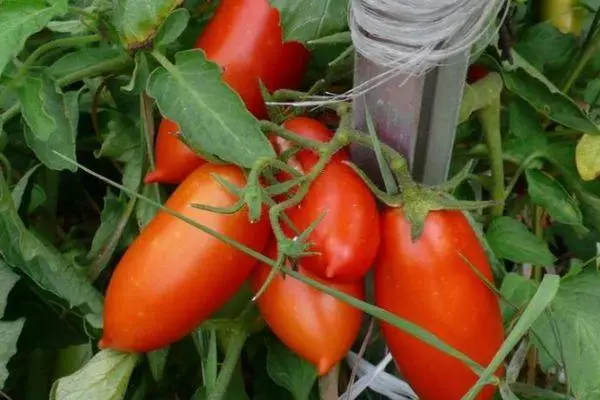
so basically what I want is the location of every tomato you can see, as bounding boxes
[146,0,311,185]
[374,208,505,400]
[273,117,380,283]
[100,163,271,352]
[250,242,364,376]
[144,118,205,184]
[467,65,489,84]
[540,0,583,36]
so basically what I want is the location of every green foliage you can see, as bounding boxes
[1,0,600,399]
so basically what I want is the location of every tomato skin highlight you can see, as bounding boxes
[250,242,365,376]
[275,117,380,283]
[144,118,205,184]
[146,0,311,184]
[374,208,505,400]
[100,163,271,352]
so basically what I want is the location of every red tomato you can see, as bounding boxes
[144,118,205,184]
[146,0,311,184]
[374,208,505,400]
[274,117,380,283]
[467,65,489,84]
[250,242,364,376]
[100,163,271,352]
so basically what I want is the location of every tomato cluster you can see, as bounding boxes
[100,1,506,398]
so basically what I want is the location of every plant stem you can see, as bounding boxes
[319,364,339,400]
[504,152,542,199]
[0,54,132,124]
[527,205,545,384]
[562,29,600,93]
[478,97,505,217]
[207,329,247,400]
[23,34,101,68]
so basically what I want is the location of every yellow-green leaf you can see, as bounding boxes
[576,133,600,181]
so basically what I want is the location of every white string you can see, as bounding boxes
[266,0,508,108]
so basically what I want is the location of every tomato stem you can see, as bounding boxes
[206,329,248,400]
[23,34,102,69]
[319,364,339,400]
[478,96,505,218]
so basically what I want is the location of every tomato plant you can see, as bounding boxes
[374,208,505,400]
[3,1,600,400]
[146,0,311,185]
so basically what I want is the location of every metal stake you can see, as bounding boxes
[351,51,470,186]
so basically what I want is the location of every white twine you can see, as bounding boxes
[267,0,508,107]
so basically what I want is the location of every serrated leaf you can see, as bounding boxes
[0,0,68,76]
[50,47,124,80]
[502,51,599,134]
[575,133,600,181]
[0,319,25,389]
[154,7,190,47]
[486,216,555,266]
[266,335,317,400]
[147,50,274,167]
[50,350,140,400]
[532,270,600,399]
[113,0,183,47]
[269,0,348,44]
[0,174,104,329]
[18,70,79,171]
[526,168,584,227]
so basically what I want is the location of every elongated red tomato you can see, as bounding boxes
[144,118,205,184]
[275,117,380,283]
[250,242,364,376]
[100,163,271,352]
[374,208,505,400]
[145,0,311,184]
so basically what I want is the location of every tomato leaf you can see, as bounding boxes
[11,163,42,209]
[122,52,155,94]
[0,0,68,76]
[147,50,275,168]
[486,216,556,267]
[501,51,599,134]
[268,0,348,44]
[17,70,79,172]
[147,348,168,382]
[500,273,538,323]
[508,98,544,139]
[532,270,600,399]
[154,7,190,47]
[513,23,576,74]
[575,133,600,181]
[50,47,125,80]
[266,335,317,400]
[0,261,24,388]
[50,349,140,400]
[525,168,584,227]
[0,174,104,329]
[113,0,183,48]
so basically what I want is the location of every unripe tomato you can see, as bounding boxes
[146,0,311,184]
[274,117,380,283]
[374,208,505,400]
[540,0,583,36]
[250,242,364,376]
[144,118,205,184]
[100,163,271,352]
